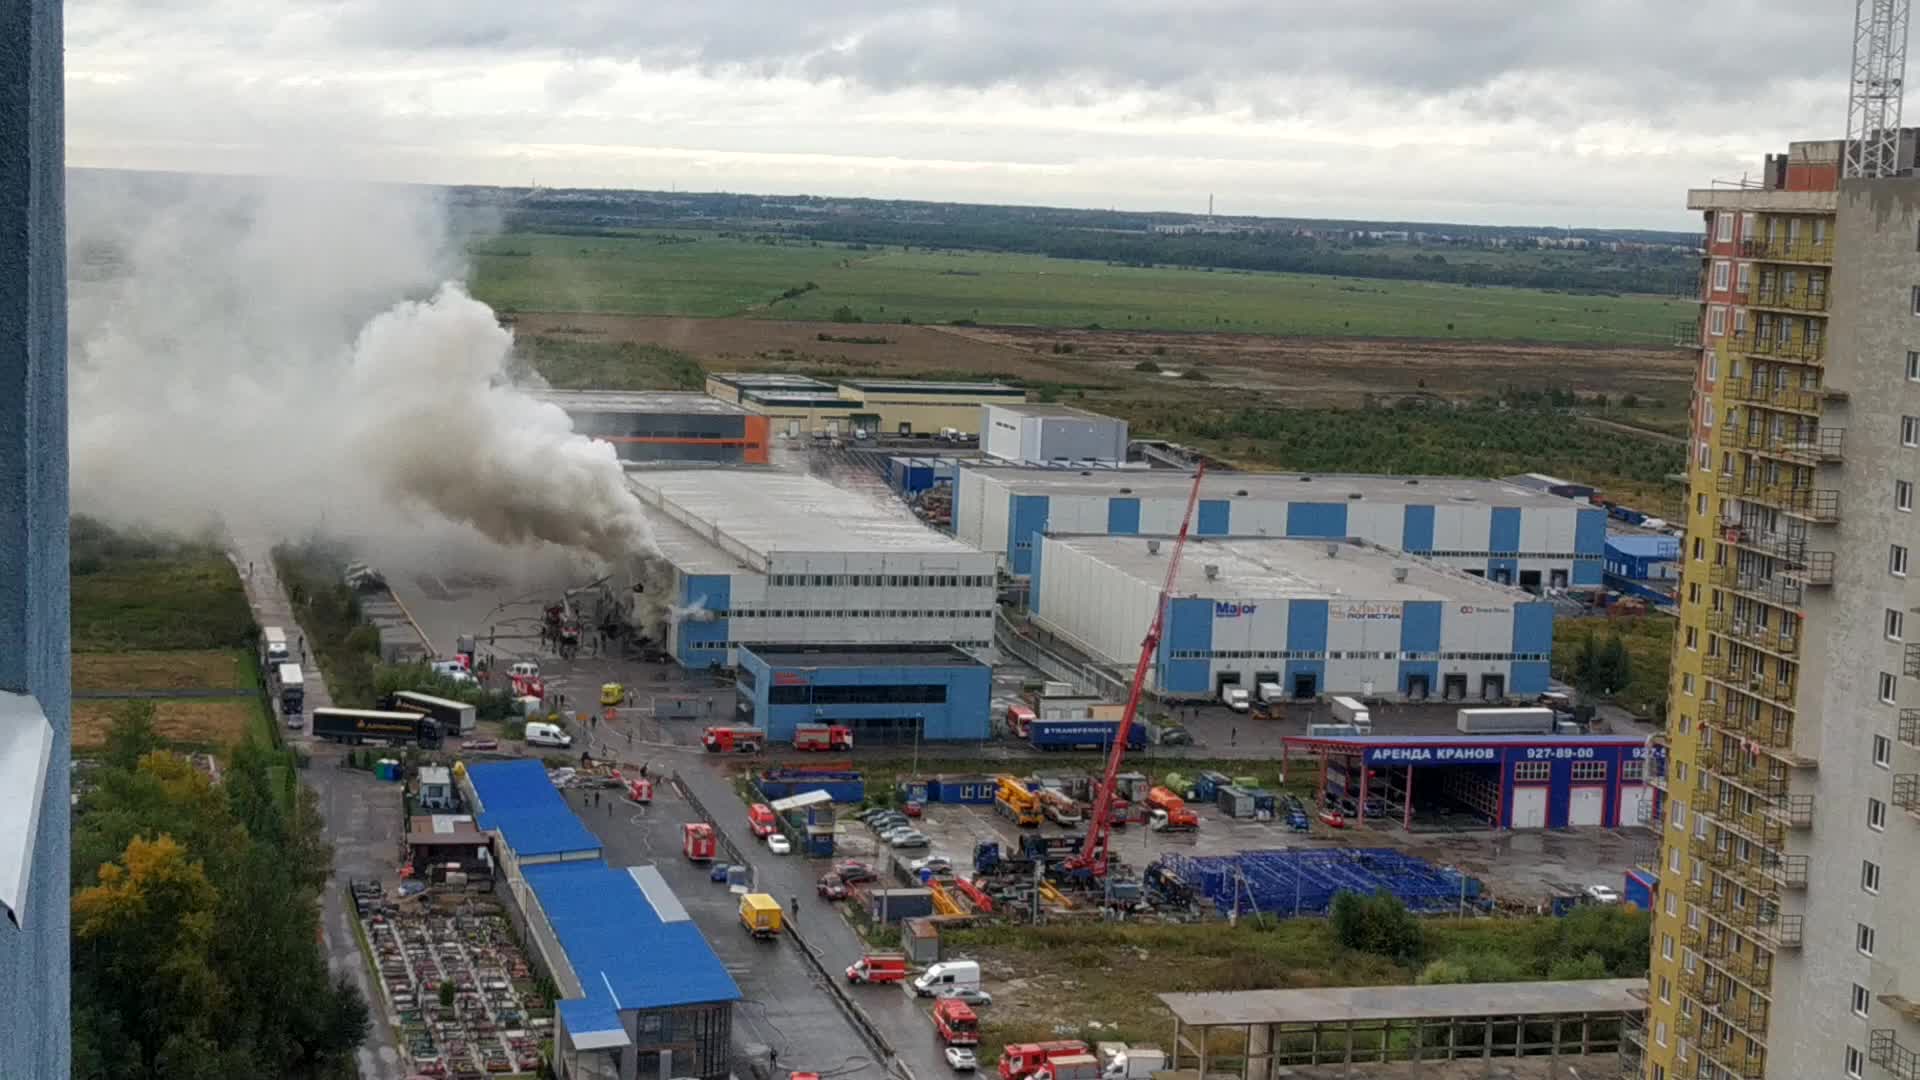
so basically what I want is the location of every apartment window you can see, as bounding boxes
[1708,305,1727,336]
[1889,609,1906,641]
[1870,797,1888,831]
[1713,261,1730,291]
[1902,481,1916,513]
[1741,211,1756,239]
[1864,859,1882,893]
[1859,923,1877,956]
[1894,544,1911,577]
[1664,890,1678,916]
[1716,213,1734,242]
[1705,350,1718,381]
[1912,285,1920,315]
[1696,493,1708,516]
[1669,845,1683,872]
[1658,975,1672,1003]
[1909,350,1920,380]
[1731,308,1746,336]
[1854,984,1872,1019]
[1737,262,1752,293]
[1661,932,1674,960]
[1681,673,1695,696]
[1685,626,1699,650]
[1881,674,1899,705]
[1849,1046,1866,1079]
[1692,537,1704,561]
[1904,416,1920,446]
[1876,734,1893,766]
[1688,582,1702,604]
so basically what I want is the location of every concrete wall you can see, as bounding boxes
[1770,178,1920,1079]
[0,1,70,1072]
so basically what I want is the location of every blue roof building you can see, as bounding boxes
[1603,534,1680,606]
[463,759,603,864]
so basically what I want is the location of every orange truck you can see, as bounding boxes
[994,775,1042,828]
[933,997,980,1046]
[1145,787,1199,832]
[999,1041,1090,1080]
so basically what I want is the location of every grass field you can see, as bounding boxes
[71,551,255,652]
[72,699,260,754]
[72,650,254,693]
[470,231,1689,345]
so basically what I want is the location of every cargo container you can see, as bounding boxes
[1028,719,1147,752]
[1456,707,1555,735]
[794,723,854,752]
[868,888,935,923]
[310,708,441,749]
[383,689,477,735]
[1192,771,1231,802]
[999,1043,1091,1080]
[1330,696,1371,730]
[1217,786,1257,820]
[739,893,783,938]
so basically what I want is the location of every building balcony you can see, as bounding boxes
[1901,709,1920,751]
[1892,774,1920,821]
[1757,793,1814,829]
[1674,319,1703,347]
[1750,912,1803,950]
[1741,235,1834,264]
[1748,286,1830,313]
[1781,551,1835,587]
[1716,519,1820,570]
[1708,560,1805,608]
[1723,375,1824,414]
[1906,643,1920,679]
[1757,851,1809,889]
[1697,1040,1767,1079]
[1715,950,1775,997]
[1724,423,1844,464]
[1729,329,1828,364]
[1872,1030,1920,1080]
[1706,610,1800,657]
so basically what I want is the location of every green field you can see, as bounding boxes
[469,231,1690,344]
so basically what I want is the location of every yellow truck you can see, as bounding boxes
[739,893,783,939]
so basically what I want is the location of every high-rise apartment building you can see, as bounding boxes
[1632,132,1920,1080]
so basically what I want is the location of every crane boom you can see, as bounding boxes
[1068,463,1207,874]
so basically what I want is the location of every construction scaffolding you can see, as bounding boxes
[1162,980,1646,1080]
[1145,849,1482,918]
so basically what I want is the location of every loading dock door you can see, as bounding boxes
[1618,784,1652,828]
[1511,786,1548,829]
[1569,786,1605,827]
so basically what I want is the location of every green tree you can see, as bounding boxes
[1547,951,1611,980]
[1330,891,1425,965]
[103,700,161,772]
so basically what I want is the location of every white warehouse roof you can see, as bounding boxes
[1047,535,1523,603]
[630,470,982,573]
[968,468,1582,508]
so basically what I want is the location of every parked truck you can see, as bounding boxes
[1222,686,1251,712]
[999,1043,1091,1080]
[793,723,854,752]
[1032,1055,1101,1080]
[845,954,908,985]
[1456,706,1555,735]
[276,663,305,721]
[682,822,717,862]
[1144,787,1199,832]
[739,892,783,938]
[310,707,442,748]
[1028,719,1147,752]
[1255,681,1285,706]
[383,689,477,735]
[1101,1048,1166,1080]
[703,725,766,753]
[1038,788,1083,826]
[1330,695,1371,730]
[933,997,980,1046]
[994,775,1042,828]
[261,626,290,666]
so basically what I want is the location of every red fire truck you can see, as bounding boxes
[702,726,766,753]
[681,822,717,861]
[793,723,854,752]
[998,1042,1088,1080]
[932,998,979,1046]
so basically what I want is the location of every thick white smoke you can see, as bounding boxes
[67,170,656,569]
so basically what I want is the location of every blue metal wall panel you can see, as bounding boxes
[1008,494,1051,575]
[677,574,732,666]
[1284,600,1330,696]
[1572,509,1608,586]
[1398,600,1442,695]
[1106,497,1141,535]
[1486,557,1519,585]
[1162,597,1215,694]
[1509,601,1555,696]
[1401,504,1435,553]
[1489,507,1522,554]
[1196,499,1231,536]
[1285,501,1349,538]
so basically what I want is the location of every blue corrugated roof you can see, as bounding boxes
[1606,535,1680,559]
[466,759,603,859]
[525,861,741,1013]
[557,1000,629,1050]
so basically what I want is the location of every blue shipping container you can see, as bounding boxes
[1028,719,1148,752]
[1624,870,1656,912]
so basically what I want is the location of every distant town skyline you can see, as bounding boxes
[66,0,1876,231]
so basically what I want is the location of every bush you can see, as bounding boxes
[1133,360,1161,373]
[1330,891,1425,965]
[831,305,862,323]
[1180,368,1210,382]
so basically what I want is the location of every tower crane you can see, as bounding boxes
[1845,0,1910,179]
[1065,463,1206,878]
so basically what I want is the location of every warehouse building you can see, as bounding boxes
[1280,733,1654,830]
[735,644,992,743]
[534,390,770,465]
[704,372,1022,437]
[981,402,1129,464]
[1031,534,1552,701]
[630,470,997,666]
[955,467,1607,590]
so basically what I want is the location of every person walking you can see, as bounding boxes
[789,895,799,919]
[1230,726,1237,747]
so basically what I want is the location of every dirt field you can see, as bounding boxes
[72,650,251,693]
[507,313,1692,412]
[72,698,258,752]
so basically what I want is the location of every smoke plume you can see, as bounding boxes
[67,170,656,569]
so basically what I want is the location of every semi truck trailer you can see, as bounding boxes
[309,707,442,748]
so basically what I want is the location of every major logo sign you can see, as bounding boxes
[1215,601,1259,617]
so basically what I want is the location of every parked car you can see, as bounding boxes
[834,860,877,884]
[889,831,930,849]
[903,802,924,818]
[767,834,792,855]
[1585,884,1621,904]
[817,873,848,900]
[869,813,908,830]
[937,987,992,1007]
[910,855,954,876]
[945,1047,977,1072]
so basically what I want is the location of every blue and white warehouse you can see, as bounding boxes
[1030,534,1553,702]
[735,644,993,743]
[953,467,1607,591]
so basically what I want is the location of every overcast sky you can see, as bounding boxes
[66,1,1873,229]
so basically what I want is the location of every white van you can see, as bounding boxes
[525,721,572,748]
[1222,687,1251,712]
[912,960,980,998]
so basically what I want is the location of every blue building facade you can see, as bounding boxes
[735,645,993,743]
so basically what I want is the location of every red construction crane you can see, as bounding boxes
[1066,463,1206,876]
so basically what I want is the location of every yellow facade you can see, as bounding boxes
[1636,197,1833,1080]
